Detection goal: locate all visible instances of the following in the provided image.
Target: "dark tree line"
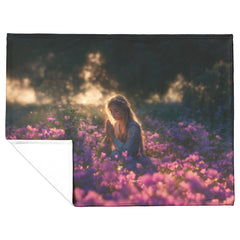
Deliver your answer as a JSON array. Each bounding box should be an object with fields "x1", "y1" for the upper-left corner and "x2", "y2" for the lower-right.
[{"x1": 7, "y1": 34, "x2": 232, "y2": 101}]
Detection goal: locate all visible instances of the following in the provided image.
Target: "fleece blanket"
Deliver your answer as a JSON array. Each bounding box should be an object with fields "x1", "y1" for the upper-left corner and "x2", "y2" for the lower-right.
[{"x1": 6, "y1": 34, "x2": 234, "y2": 206}]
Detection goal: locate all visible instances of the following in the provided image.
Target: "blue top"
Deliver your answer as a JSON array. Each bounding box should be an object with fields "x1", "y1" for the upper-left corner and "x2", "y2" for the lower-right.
[{"x1": 111, "y1": 120, "x2": 142, "y2": 158}]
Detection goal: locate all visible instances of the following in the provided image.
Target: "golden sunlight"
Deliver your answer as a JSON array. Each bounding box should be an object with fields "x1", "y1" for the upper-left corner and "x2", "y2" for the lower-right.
[
  {"x1": 88, "y1": 52, "x2": 104, "y2": 65},
  {"x1": 73, "y1": 83, "x2": 104, "y2": 105},
  {"x1": 72, "y1": 82, "x2": 116, "y2": 106},
  {"x1": 73, "y1": 52, "x2": 117, "y2": 106},
  {"x1": 146, "y1": 93, "x2": 161, "y2": 104},
  {"x1": 146, "y1": 74, "x2": 185, "y2": 104},
  {"x1": 78, "y1": 69, "x2": 92, "y2": 81},
  {"x1": 163, "y1": 74, "x2": 184, "y2": 103},
  {"x1": 6, "y1": 78, "x2": 37, "y2": 105},
  {"x1": 6, "y1": 78, "x2": 53, "y2": 106}
]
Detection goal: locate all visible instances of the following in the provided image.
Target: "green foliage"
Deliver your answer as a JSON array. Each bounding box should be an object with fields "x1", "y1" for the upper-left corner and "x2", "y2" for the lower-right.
[
  {"x1": 181, "y1": 61, "x2": 233, "y2": 133},
  {"x1": 7, "y1": 35, "x2": 233, "y2": 101}
]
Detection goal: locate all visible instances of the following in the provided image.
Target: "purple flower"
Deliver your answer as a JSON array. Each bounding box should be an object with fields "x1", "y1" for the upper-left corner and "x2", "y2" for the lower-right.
[
  {"x1": 178, "y1": 122, "x2": 184, "y2": 127},
  {"x1": 139, "y1": 174, "x2": 153, "y2": 186},
  {"x1": 206, "y1": 168, "x2": 219, "y2": 179},
  {"x1": 185, "y1": 171, "x2": 205, "y2": 193},
  {"x1": 47, "y1": 117, "x2": 55, "y2": 122},
  {"x1": 101, "y1": 161, "x2": 116, "y2": 172},
  {"x1": 152, "y1": 172, "x2": 164, "y2": 182},
  {"x1": 226, "y1": 174, "x2": 234, "y2": 188},
  {"x1": 6, "y1": 107, "x2": 234, "y2": 206},
  {"x1": 83, "y1": 190, "x2": 103, "y2": 205},
  {"x1": 78, "y1": 130, "x2": 87, "y2": 138},
  {"x1": 175, "y1": 169, "x2": 184, "y2": 177},
  {"x1": 179, "y1": 181, "x2": 190, "y2": 191}
]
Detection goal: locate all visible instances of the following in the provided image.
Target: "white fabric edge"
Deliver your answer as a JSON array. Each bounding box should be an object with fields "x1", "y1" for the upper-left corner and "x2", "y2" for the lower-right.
[{"x1": 8, "y1": 140, "x2": 73, "y2": 205}]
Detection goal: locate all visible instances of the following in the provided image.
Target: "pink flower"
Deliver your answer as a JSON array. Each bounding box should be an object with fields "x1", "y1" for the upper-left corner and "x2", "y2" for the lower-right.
[
  {"x1": 178, "y1": 122, "x2": 184, "y2": 127},
  {"x1": 74, "y1": 188, "x2": 85, "y2": 201},
  {"x1": 152, "y1": 172, "x2": 164, "y2": 182},
  {"x1": 179, "y1": 181, "x2": 190, "y2": 190},
  {"x1": 83, "y1": 191, "x2": 103, "y2": 205},
  {"x1": 149, "y1": 133, "x2": 159, "y2": 140},
  {"x1": 176, "y1": 169, "x2": 184, "y2": 177},
  {"x1": 189, "y1": 154, "x2": 199, "y2": 162},
  {"x1": 136, "y1": 163, "x2": 143, "y2": 169},
  {"x1": 47, "y1": 117, "x2": 55, "y2": 122},
  {"x1": 225, "y1": 195, "x2": 235, "y2": 205},
  {"x1": 122, "y1": 151, "x2": 128, "y2": 158},
  {"x1": 226, "y1": 174, "x2": 234, "y2": 187},
  {"x1": 126, "y1": 171, "x2": 136, "y2": 180},
  {"x1": 55, "y1": 121, "x2": 59, "y2": 125},
  {"x1": 139, "y1": 174, "x2": 153, "y2": 186},
  {"x1": 185, "y1": 171, "x2": 205, "y2": 193},
  {"x1": 64, "y1": 116, "x2": 70, "y2": 120},
  {"x1": 101, "y1": 152, "x2": 106, "y2": 158},
  {"x1": 211, "y1": 199, "x2": 220, "y2": 205},
  {"x1": 206, "y1": 168, "x2": 219, "y2": 179},
  {"x1": 26, "y1": 125, "x2": 38, "y2": 132},
  {"x1": 216, "y1": 135, "x2": 222, "y2": 140}
]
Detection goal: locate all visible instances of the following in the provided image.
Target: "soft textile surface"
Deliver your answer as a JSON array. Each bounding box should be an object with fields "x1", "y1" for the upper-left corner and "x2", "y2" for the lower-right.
[{"x1": 6, "y1": 34, "x2": 234, "y2": 206}]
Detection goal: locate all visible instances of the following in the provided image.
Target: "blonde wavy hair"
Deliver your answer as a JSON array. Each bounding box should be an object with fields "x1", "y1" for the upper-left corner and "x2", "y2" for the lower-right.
[{"x1": 105, "y1": 95, "x2": 144, "y2": 154}]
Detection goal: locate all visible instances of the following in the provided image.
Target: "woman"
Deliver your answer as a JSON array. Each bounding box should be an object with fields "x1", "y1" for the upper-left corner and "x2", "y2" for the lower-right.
[{"x1": 104, "y1": 95, "x2": 145, "y2": 160}]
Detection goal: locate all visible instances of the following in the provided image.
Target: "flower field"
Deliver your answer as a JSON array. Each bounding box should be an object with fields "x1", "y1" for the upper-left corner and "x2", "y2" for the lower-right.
[{"x1": 6, "y1": 104, "x2": 234, "y2": 206}]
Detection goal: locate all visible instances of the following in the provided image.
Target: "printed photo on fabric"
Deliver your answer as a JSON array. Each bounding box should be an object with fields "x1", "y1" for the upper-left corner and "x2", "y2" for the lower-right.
[{"x1": 6, "y1": 34, "x2": 234, "y2": 206}]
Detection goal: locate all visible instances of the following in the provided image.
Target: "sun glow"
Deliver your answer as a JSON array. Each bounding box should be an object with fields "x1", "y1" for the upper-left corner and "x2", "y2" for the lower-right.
[
  {"x1": 6, "y1": 78, "x2": 37, "y2": 105},
  {"x1": 73, "y1": 52, "x2": 117, "y2": 106},
  {"x1": 146, "y1": 74, "x2": 185, "y2": 104},
  {"x1": 163, "y1": 74, "x2": 184, "y2": 103},
  {"x1": 6, "y1": 78, "x2": 52, "y2": 106}
]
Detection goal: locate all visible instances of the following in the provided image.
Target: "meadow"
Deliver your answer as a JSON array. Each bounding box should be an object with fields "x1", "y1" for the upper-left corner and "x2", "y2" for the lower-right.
[{"x1": 6, "y1": 101, "x2": 234, "y2": 206}]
